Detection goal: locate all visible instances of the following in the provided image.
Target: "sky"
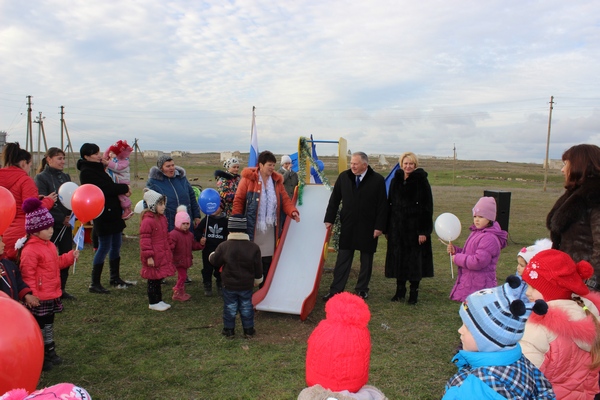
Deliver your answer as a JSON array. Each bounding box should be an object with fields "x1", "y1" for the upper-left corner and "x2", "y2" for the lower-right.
[{"x1": 1, "y1": 0, "x2": 600, "y2": 163}]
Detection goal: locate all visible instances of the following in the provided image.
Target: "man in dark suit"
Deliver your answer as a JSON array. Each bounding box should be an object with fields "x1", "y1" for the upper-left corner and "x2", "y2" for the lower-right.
[{"x1": 323, "y1": 152, "x2": 388, "y2": 300}]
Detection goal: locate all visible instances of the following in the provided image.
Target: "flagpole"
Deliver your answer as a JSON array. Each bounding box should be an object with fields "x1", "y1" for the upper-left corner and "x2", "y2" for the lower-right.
[{"x1": 248, "y1": 106, "x2": 259, "y2": 167}]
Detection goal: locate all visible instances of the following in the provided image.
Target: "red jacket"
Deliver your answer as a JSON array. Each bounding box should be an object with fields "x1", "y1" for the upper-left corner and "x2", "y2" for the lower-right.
[
  {"x1": 139, "y1": 212, "x2": 176, "y2": 280},
  {"x1": 19, "y1": 236, "x2": 75, "y2": 301},
  {"x1": 0, "y1": 166, "x2": 54, "y2": 260},
  {"x1": 169, "y1": 228, "x2": 204, "y2": 269}
]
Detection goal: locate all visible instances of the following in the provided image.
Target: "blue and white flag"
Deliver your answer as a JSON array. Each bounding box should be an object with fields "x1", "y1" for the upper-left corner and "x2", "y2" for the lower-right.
[
  {"x1": 73, "y1": 225, "x2": 85, "y2": 250},
  {"x1": 69, "y1": 213, "x2": 76, "y2": 229},
  {"x1": 385, "y1": 162, "x2": 400, "y2": 196},
  {"x1": 248, "y1": 107, "x2": 259, "y2": 167}
]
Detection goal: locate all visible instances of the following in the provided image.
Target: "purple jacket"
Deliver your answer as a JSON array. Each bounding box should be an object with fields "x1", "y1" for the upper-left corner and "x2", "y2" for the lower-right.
[{"x1": 449, "y1": 221, "x2": 508, "y2": 302}]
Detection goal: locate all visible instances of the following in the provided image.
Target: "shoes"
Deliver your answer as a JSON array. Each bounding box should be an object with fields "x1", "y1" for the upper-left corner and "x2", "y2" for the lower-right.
[
  {"x1": 46, "y1": 348, "x2": 63, "y2": 365},
  {"x1": 42, "y1": 358, "x2": 53, "y2": 371},
  {"x1": 110, "y1": 278, "x2": 135, "y2": 289},
  {"x1": 185, "y1": 277, "x2": 192, "y2": 284},
  {"x1": 204, "y1": 289, "x2": 213, "y2": 297},
  {"x1": 122, "y1": 207, "x2": 134, "y2": 220},
  {"x1": 89, "y1": 284, "x2": 110, "y2": 294},
  {"x1": 60, "y1": 292, "x2": 76, "y2": 300},
  {"x1": 221, "y1": 328, "x2": 235, "y2": 338},
  {"x1": 356, "y1": 291, "x2": 369, "y2": 300},
  {"x1": 149, "y1": 301, "x2": 171, "y2": 311},
  {"x1": 322, "y1": 292, "x2": 337, "y2": 302},
  {"x1": 243, "y1": 327, "x2": 256, "y2": 338},
  {"x1": 172, "y1": 289, "x2": 191, "y2": 302}
]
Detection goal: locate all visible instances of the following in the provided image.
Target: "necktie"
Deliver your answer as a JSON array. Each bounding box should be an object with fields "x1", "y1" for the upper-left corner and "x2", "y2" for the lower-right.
[{"x1": 356, "y1": 175, "x2": 361, "y2": 188}]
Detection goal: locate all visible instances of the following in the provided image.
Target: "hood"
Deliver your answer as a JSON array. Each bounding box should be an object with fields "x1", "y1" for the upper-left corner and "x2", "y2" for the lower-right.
[
  {"x1": 148, "y1": 165, "x2": 186, "y2": 181},
  {"x1": 470, "y1": 221, "x2": 508, "y2": 247},
  {"x1": 0, "y1": 166, "x2": 27, "y2": 190},
  {"x1": 240, "y1": 167, "x2": 283, "y2": 184}
]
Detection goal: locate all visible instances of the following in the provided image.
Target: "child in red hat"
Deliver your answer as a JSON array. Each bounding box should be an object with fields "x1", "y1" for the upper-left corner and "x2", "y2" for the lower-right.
[
  {"x1": 520, "y1": 249, "x2": 600, "y2": 399},
  {"x1": 104, "y1": 140, "x2": 133, "y2": 219}
]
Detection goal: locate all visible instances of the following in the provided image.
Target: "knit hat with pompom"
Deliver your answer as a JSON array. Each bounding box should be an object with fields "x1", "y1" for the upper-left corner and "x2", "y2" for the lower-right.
[
  {"x1": 174, "y1": 205, "x2": 190, "y2": 229},
  {"x1": 517, "y1": 238, "x2": 553, "y2": 265},
  {"x1": 305, "y1": 292, "x2": 371, "y2": 393},
  {"x1": 22, "y1": 197, "x2": 54, "y2": 234}
]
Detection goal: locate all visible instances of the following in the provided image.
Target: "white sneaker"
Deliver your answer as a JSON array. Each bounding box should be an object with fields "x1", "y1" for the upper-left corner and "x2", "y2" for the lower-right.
[{"x1": 149, "y1": 302, "x2": 170, "y2": 311}]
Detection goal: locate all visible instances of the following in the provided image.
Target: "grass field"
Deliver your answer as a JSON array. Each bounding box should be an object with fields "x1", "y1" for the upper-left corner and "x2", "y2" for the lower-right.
[{"x1": 34, "y1": 154, "x2": 565, "y2": 399}]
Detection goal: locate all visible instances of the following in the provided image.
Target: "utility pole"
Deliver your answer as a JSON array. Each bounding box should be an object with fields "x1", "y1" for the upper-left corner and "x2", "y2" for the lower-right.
[
  {"x1": 452, "y1": 143, "x2": 456, "y2": 186},
  {"x1": 60, "y1": 106, "x2": 65, "y2": 151},
  {"x1": 543, "y1": 96, "x2": 554, "y2": 192},
  {"x1": 33, "y1": 112, "x2": 48, "y2": 170},
  {"x1": 25, "y1": 96, "x2": 33, "y2": 154}
]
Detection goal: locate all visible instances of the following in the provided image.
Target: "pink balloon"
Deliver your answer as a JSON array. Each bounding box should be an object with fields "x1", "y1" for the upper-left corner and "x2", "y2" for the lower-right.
[
  {"x1": 0, "y1": 187, "x2": 16, "y2": 235},
  {"x1": 71, "y1": 184, "x2": 105, "y2": 223}
]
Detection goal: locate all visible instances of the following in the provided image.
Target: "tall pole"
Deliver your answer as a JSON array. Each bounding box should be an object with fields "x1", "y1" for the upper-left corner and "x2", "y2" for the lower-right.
[
  {"x1": 543, "y1": 96, "x2": 554, "y2": 192},
  {"x1": 60, "y1": 106, "x2": 65, "y2": 151},
  {"x1": 452, "y1": 143, "x2": 456, "y2": 186},
  {"x1": 26, "y1": 96, "x2": 33, "y2": 153}
]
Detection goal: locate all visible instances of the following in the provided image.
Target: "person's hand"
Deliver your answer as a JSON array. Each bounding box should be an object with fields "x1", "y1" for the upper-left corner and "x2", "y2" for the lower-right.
[
  {"x1": 63, "y1": 216, "x2": 71, "y2": 226},
  {"x1": 291, "y1": 211, "x2": 300, "y2": 222},
  {"x1": 24, "y1": 294, "x2": 40, "y2": 308},
  {"x1": 373, "y1": 230, "x2": 382, "y2": 238},
  {"x1": 148, "y1": 257, "x2": 155, "y2": 267},
  {"x1": 447, "y1": 244, "x2": 455, "y2": 255},
  {"x1": 101, "y1": 158, "x2": 109, "y2": 167},
  {"x1": 418, "y1": 235, "x2": 427, "y2": 245},
  {"x1": 200, "y1": 237, "x2": 206, "y2": 246},
  {"x1": 45, "y1": 192, "x2": 58, "y2": 204},
  {"x1": 73, "y1": 250, "x2": 80, "y2": 259},
  {"x1": 125, "y1": 186, "x2": 132, "y2": 197},
  {"x1": 194, "y1": 218, "x2": 201, "y2": 228},
  {"x1": 324, "y1": 222, "x2": 332, "y2": 229}
]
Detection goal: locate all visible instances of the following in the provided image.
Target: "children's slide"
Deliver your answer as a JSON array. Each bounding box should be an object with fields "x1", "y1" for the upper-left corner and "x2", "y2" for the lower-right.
[{"x1": 252, "y1": 184, "x2": 332, "y2": 320}]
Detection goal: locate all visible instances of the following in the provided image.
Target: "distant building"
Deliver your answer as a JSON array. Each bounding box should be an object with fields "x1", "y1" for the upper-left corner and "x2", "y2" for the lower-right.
[
  {"x1": 220, "y1": 151, "x2": 232, "y2": 162},
  {"x1": 378, "y1": 154, "x2": 389, "y2": 168},
  {"x1": 171, "y1": 151, "x2": 184, "y2": 157},
  {"x1": 143, "y1": 150, "x2": 164, "y2": 158},
  {"x1": 544, "y1": 159, "x2": 562, "y2": 169}
]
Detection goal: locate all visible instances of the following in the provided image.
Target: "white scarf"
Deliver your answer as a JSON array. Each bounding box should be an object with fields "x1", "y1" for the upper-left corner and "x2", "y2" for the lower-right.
[{"x1": 257, "y1": 173, "x2": 277, "y2": 233}]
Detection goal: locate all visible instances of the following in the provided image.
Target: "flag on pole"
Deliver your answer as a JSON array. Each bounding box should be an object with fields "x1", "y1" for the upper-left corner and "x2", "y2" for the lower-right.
[
  {"x1": 68, "y1": 213, "x2": 76, "y2": 229},
  {"x1": 73, "y1": 225, "x2": 85, "y2": 250},
  {"x1": 384, "y1": 162, "x2": 400, "y2": 196},
  {"x1": 248, "y1": 107, "x2": 259, "y2": 167}
]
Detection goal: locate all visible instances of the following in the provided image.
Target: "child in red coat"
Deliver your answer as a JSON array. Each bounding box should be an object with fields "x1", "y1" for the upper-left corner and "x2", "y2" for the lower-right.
[
  {"x1": 140, "y1": 189, "x2": 176, "y2": 311},
  {"x1": 18, "y1": 198, "x2": 78, "y2": 371},
  {"x1": 169, "y1": 205, "x2": 204, "y2": 301}
]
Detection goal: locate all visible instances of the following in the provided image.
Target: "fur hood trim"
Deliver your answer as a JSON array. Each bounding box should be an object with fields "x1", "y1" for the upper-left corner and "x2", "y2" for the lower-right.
[
  {"x1": 148, "y1": 165, "x2": 187, "y2": 181},
  {"x1": 214, "y1": 169, "x2": 239, "y2": 180},
  {"x1": 549, "y1": 177, "x2": 600, "y2": 234}
]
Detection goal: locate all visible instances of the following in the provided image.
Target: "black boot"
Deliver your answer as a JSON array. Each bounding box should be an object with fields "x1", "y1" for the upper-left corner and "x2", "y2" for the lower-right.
[
  {"x1": 243, "y1": 327, "x2": 256, "y2": 338},
  {"x1": 391, "y1": 280, "x2": 407, "y2": 302},
  {"x1": 109, "y1": 257, "x2": 133, "y2": 288},
  {"x1": 407, "y1": 280, "x2": 419, "y2": 305},
  {"x1": 89, "y1": 263, "x2": 110, "y2": 294},
  {"x1": 204, "y1": 283, "x2": 213, "y2": 297},
  {"x1": 45, "y1": 342, "x2": 63, "y2": 366},
  {"x1": 60, "y1": 267, "x2": 76, "y2": 300},
  {"x1": 221, "y1": 328, "x2": 235, "y2": 338}
]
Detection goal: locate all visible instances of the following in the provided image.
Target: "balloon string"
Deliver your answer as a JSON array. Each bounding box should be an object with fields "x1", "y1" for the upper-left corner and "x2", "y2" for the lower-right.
[{"x1": 438, "y1": 238, "x2": 449, "y2": 245}]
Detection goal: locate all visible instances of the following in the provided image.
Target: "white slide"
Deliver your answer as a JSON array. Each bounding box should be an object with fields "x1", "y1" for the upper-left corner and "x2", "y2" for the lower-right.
[{"x1": 253, "y1": 184, "x2": 331, "y2": 320}]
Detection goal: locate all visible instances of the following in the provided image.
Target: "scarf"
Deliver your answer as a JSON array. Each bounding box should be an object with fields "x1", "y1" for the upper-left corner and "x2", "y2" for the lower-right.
[{"x1": 257, "y1": 173, "x2": 278, "y2": 233}]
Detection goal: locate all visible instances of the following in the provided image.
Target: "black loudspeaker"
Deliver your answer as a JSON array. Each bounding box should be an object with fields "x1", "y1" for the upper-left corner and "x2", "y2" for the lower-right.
[{"x1": 483, "y1": 190, "x2": 511, "y2": 232}]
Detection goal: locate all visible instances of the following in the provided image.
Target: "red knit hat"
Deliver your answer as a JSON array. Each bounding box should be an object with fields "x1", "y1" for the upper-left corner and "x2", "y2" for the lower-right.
[
  {"x1": 22, "y1": 197, "x2": 54, "y2": 234},
  {"x1": 522, "y1": 249, "x2": 593, "y2": 301},
  {"x1": 305, "y1": 292, "x2": 371, "y2": 393}
]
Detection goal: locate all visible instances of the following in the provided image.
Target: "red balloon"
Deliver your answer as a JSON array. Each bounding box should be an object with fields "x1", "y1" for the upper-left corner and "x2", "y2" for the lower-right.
[
  {"x1": 0, "y1": 296, "x2": 44, "y2": 393},
  {"x1": 71, "y1": 184, "x2": 105, "y2": 223},
  {"x1": 0, "y1": 187, "x2": 16, "y2": 235}
]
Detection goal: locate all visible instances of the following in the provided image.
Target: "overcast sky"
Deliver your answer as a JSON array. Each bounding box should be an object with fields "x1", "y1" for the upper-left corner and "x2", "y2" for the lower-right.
[{"x1": 1, "y1": 1, "x2": 599, "y2": 163}]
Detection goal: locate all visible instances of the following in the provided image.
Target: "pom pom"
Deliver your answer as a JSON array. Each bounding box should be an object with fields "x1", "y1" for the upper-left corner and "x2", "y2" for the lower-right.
[
  {"x1": 2, "y1": 388, "x2": 29, "y2": 400},
  {"x1": 324, "y1": 292, "x2": 370, "y2": 327},
  {"x1": 506, "y1": 274, "x2": 521, "y2": 289},
  {"x1": 576, "y1": 260, "x2": 594, "y2": 280},
  {"x1": 509, "y1": 299, "x2": 526, "y2": 317},
  {"x1": 22, "y1": 197, "x2": 42, "y2": 213},
  {"x1": 176, "y1": 205, "x2": 187, "y2": 213},
  {"x1": 532, "y1": 299, "x2": 548, "y2": 316}
]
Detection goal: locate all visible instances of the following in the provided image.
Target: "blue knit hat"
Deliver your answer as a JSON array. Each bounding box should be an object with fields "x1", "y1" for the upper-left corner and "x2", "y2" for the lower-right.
[{"x1": 459, "y1": 276, "x2": 547, "y2": 352}]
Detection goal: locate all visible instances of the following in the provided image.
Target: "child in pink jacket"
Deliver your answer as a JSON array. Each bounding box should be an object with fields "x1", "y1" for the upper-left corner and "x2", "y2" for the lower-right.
[
  {"x1": 18, "y1": 198, "x2": 78, "y2": 371},
  {"x1": 104, "y1": 139, "x2": 133, "y2": 219},
  {"x1": 169, "y1": 205, "x2": 204, "y2": 301}
]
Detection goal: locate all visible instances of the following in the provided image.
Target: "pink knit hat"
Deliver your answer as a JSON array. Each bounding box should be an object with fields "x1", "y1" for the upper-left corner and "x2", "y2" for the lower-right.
[
  {"x1": 1, "y1": 383, "x2": 91, "y2": 399},
  {"x1": 22, "y1": 198, "x2": 54, "y2": 234},
  {"x1": 472, "y1": 196, "x2": 496, "y2": 221},
  {"x1": 305, "y1": 292, "x2": 371, "y2": 393},
  {"x1": 174, "y1": 205, "x2": 190, "y2": 229}
]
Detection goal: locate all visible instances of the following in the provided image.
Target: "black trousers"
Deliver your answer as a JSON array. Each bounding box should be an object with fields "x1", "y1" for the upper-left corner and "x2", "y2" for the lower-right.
[
  {"x1": 329, "y1": 249, "x2": 374, "y2": 294},
  {"x1": 147, "y1": 279, "x2": 163, "y2": 305}
]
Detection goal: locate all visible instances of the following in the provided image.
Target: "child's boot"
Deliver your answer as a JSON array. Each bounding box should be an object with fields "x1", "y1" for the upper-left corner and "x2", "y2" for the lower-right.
[
  {"x1": 172, "y1": 288, "x2": 188, "y2": 302},
  {"x1": 45, "y1": 342, "x2": 63, "y2": 366},
  {"x1": 204, "y1": 284, "x2": 213, "y2": 297},
  {"x1": 180, "y1": 287, "x2": 191, "y2": 301},
  {"x1": 243, "y1": 327, "x2": 256, "y2": 339},
  {"x1": 122, "y1": 206, "x2": 134, "y2": 220},
  {"x1": 221, "y1": 327, "x2": 235, "y2": 338}
]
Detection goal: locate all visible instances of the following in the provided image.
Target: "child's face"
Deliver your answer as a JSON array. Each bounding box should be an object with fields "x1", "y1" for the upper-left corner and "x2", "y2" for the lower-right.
[
  {"x1": 156, "y1": 202, "x2": 166, "y2": 215},
  {"x1": 525, "y1": 285, "x2": 544, "y2": 302},
  {"x1": 35, "y1": 227, "x2": 54, "y2": 241},
  {"x1": 180, "y1": 222, "x2": 190, "y2": 231},
  {"x1": 473, "y1": 215, "x2": 490, "y2": 230},
  {"x1": 458, "y1": 324, "x2": 478, "y2": 352},
  {"x1": 0, "y1": 236, "x2": 4, "y2": 255},
  {"x1": 212, "y1": 206, "x2": 223, "y2": 216},
  {"x1": 517, "y1": 256, "x2": 527, "y2": 276}
]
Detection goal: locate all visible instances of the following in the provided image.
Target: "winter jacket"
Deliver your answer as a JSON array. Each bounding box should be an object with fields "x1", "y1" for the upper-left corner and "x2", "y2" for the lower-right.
[
  {"x1": 139, "y1": 212, "x2": 176, "y2": 280},
  {"x1": 443, "y1": 345, "x2": 555, "y2": 399},
  {"x1": 35, "y1": 165, "x2": 72, "y2": 230},
  {"x1": 278, "y1": 167, "x2": 299, "y2": 200},
  {"x1": 19, "y1": 236, "x2": 75, "y2": 301},
  {"x1": 449, "y1": 222, "x2": 508, "y2": 302},
  {"x1": 147, "y1": 166, "x2": 201, "y2": 233},
  {"x1": 324, "y1": 166, "x2": 388, "y2": 253},
  {"x1": 520, "y1": 293, "x2": 600, "y2": 399},
  {"x1": 0, "y1": 166, "x2": 54, "y2": 260},
  {"x1": 547, "y1": 177, "x2": 600, "y2": 289},
  {"x1": 198, "y1": 213, "x2": 228, "y2": 253},
  {"x1": 209, "y1": 232, "x2": 262, "y2": 291},
  {"x1": 232, "y1": 167, "x2": 298, "y2": 241},
  {"x1": 215, "y1": 170, "x2": 240, "y2": 217},
  {"x1": 0, "y1": 258, "x2": 32, "y2": 301},
  {"x1": 77, "y1": 159, "x2": 129, "y2": 236},
  {"x1": 169, "y1": 227, "x2": 204, "y2": 269},
  {"x1": 384, "y1": 168, "x2": 434, "y2": 281},
  {"x1": 105, "y1": 152, "x2": 131, "y2": 184}
]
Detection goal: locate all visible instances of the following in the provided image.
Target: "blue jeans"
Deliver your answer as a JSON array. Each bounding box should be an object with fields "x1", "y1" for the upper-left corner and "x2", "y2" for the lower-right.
[
  {"x1": 222, "y1": 288, "x2": 254, "y2": 329},
  {"x1": 93, "y1": 232, "x2": 122, "y2": 265}
]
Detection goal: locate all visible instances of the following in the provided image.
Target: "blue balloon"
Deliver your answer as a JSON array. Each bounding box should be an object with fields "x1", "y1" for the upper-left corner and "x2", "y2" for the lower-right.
[{"x1": 199, "y1": 188, "x2": 220, "y2": 214}]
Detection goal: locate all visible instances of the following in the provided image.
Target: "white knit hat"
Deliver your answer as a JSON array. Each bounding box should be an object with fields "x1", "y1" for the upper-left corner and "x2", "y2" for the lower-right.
[
  {"x1": 517, "y1": 238, "x2": 552, "y2": 264},
  {"x1": 281, "y1": 155, "x2": 292, "y2": 165},
  {"x1": 143, "y1": 189, "x2": 165, "y2": 213}
]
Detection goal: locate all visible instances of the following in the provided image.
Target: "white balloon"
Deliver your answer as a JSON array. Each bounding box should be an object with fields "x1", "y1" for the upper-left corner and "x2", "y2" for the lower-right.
[
  {"x1": 434, "y1": 213, "x2": 462, "y2": 241},
  {"x1": 134, "y1": 200, "x2": 145, "y2": 214},
  {"x1": 58, "y1": 182, "x2": 79, "y2": 210}
]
